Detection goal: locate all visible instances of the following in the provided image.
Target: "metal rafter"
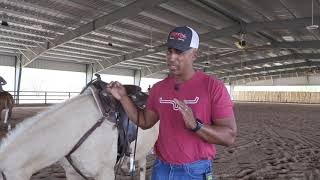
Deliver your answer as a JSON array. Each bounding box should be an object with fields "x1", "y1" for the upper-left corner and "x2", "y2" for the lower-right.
[
  {"x1": 19, "y1": 0, "x2": 169, "y2": 67},
  {"x1": 93, "y1": 44, "x2": 167, "y2": 73},
  {"x1": 61, "y1": 44, "x2": 118, "y2": 57},
  {"x1": 0, "y1": 25, "x2": 56, "y2": 39},
  {"x1": 229, "y1": 67, "x2": 320, "y2": 82},
  {"x1": 4, "y1": 0, "x2": 83, "y2": 22},
  {"x1": 0, "y1": 4, "x2": 78, "y2": 27},
  {"x1": 219, "y1": 61, "x2": 320, "y2": 78},
  {"x1": 0, "y1": 31, "x2": 47, "y2": 44},
  {"x1": 139, "y1": 17, "x2": 320, "y2": 77},
  {"x1": 1, "y1": 15, "x2": 66, "y2": 34},
  {"x1": 207, "y1": 53, "x2": 320, "y2": 72}
]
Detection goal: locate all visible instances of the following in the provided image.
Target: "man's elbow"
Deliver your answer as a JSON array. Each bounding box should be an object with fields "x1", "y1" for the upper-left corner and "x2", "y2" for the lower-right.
[
  {"x1": 140, "y1": 125, "x2": 150, "y2": 130},
  {"x1": 224, "y1": 129, "x2": 237, "y2": 147},
  {"x1": 139, "y1": 123, "x2": 153, "y2": 130}
]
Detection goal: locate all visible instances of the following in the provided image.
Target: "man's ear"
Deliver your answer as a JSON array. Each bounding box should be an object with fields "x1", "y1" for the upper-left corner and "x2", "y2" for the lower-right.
[{"x1": 191, "y1": 49, "x2": 198, "y2": 61}]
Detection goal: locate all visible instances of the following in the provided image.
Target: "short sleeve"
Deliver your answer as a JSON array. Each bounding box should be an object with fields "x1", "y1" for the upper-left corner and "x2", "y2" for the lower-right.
[
  {"x1": 146, "y1": 85, "x2": 158, "y2": 113},
  {"x1": 211, "y1": 80, "x2": 234, "y2": 120}
]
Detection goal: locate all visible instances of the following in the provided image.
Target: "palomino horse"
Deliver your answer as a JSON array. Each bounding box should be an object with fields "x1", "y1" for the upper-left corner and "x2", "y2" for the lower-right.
[
  {"x1": 0, "y1": 91, "x2": 14, "y2": 129},
  {"x1": 0, "y1": 83, "x2": 159, "y2": 180}
]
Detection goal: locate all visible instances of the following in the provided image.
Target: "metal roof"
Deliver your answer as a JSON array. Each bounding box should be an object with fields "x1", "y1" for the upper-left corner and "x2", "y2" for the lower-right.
[{"x1": 0, "y1": 0, "x2": 320, "y2": 83}]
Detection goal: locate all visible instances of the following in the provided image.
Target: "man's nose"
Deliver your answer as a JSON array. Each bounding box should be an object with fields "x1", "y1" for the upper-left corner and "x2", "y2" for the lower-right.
[{"x1": 167, "y1": 53, "x2": 178, "y2": 61}]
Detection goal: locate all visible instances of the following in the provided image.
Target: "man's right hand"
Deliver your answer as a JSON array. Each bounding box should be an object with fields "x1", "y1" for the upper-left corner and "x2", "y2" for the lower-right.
[{"x1": 106, "y1": 81, "x2": 127, "y2": 101}]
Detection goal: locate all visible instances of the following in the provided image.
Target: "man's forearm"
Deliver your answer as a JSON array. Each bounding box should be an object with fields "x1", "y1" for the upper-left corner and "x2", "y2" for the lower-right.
[
  {"x1": 119, "y1": 96, "x2": 149, "y2": 129},
  {"x1": 196, "y1": 125, "x2": 236, "y2": 146}
]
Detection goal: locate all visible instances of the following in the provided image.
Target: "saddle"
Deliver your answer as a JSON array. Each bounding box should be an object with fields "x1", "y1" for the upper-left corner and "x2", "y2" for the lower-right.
[{"x1": 88, "y1": 77, "x2": 148, "y2": 160}]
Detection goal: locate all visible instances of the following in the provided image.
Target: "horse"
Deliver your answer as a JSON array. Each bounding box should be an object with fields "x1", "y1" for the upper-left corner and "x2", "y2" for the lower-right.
[
  {"x1": 0, "y1": 82, "x2": 159, "y2": 180},
  {"x1": 0, "y1": 91, "x2": 14, "y2": 130}
]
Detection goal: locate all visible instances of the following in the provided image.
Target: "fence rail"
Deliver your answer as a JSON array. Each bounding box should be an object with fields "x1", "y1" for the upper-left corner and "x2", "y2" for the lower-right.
[
  {"x1": 8, "y1": 91, "x2": 80, "y2": 104},
  {"x1": 233, "y1": 91, "x2": 320, "y2": 104}
]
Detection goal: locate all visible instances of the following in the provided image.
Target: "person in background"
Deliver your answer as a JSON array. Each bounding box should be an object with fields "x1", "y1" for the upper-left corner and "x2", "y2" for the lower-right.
[
  {"x1": 147, "y1": 85, "x2": 151, "y2": 93},
  {"x1": 107, "y1": 26, "x2": 237, "y2": 180},
  {"x1": 0, "y1": 76, "x2": 7, "y2": 92}
]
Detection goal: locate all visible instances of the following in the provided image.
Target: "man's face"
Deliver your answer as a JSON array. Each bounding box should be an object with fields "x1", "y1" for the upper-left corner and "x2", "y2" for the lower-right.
[{"x1": 166, "y1": 48, "x2": 196, "y2": 76}]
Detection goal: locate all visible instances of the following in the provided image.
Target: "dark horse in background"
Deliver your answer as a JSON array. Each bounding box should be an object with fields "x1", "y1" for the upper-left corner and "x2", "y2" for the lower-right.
[
  {"x1": 0, "y1": 91, "x2": 14, "y2": 124},
  {"x1": 0, "y1": 91, "x2": 14, "y2": 119},
  {"x1": 0, "y1": 76, "x2": 14, "y2": 126}
]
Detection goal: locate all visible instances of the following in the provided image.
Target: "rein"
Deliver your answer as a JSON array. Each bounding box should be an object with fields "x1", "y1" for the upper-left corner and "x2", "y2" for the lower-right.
[
  {"x1": 65, "y1": 115, "x2": 107, "y2": 180},
  {"x1": 65, "y1": 74, "x2": 110, "y2": 180},
  {"x1": 1, "y1": 172, "x2": 6, "y2": 180},
  {"x1": 131, "y1": 110, "x2": 140, "y2": 179}
]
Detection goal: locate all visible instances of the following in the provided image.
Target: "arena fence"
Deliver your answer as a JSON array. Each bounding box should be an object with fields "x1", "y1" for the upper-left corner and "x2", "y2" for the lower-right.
[
  {"x1": 233, "y1": 91, "x2": 320, "y2": 104},
  {"x1": 8, "y1": 91, "x2": 79, "y2": 104}
]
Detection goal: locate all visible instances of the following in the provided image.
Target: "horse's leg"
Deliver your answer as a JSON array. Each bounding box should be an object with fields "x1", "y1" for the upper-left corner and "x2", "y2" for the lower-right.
[
  {"x1": 7, "y1": 95, "x2": 13, "y2": 131},
  {"x1": 96, "y1": 167, "x2": 115, "y2": 180},
  {"x1": 138, "y1": 158, "x2": 147, "y2": 180}
]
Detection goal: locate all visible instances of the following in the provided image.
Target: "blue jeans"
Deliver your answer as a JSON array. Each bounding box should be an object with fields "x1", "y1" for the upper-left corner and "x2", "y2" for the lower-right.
[{"x1": 151, "y1": 158, "x2": 214, "y2": 180}]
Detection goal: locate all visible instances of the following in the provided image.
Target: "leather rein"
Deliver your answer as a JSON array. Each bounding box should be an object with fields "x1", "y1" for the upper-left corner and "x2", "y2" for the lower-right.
[
  {"x1": 1, "y1": 172, "x2": 6, "y2": 180},
  {"x1": 65, "y1": 75, "x2": 113, "y2": 180}
]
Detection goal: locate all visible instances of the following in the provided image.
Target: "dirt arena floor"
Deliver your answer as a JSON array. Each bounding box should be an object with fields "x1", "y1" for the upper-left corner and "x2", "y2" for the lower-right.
[{"x1": 0, "y1": 102, "x2": 319, "y2": 180}]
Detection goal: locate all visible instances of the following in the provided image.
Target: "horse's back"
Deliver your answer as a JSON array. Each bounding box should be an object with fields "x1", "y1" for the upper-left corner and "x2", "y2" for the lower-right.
[
  {"x1": 0, "y1": 91, "x2": 13, "y2": 105},
  {"x1": 0, "y1": 91, "x2": 14, "y2": 121}
]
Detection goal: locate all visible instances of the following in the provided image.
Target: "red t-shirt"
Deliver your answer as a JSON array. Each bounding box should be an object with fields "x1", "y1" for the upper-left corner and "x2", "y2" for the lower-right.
[{"x1": 147, "y1": 71, "x2": 234, "y2": 164}]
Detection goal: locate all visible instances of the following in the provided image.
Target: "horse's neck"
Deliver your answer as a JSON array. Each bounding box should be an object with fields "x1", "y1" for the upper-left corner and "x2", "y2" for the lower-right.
[{"x1": 0, "y1": 94, "x2": 102, "y2": 166}]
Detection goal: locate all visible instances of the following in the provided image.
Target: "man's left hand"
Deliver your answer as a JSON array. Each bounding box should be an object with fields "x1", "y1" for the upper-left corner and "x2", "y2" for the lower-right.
[{"x1": 174, "y1": 98, "x2": 197, "y2": 130}]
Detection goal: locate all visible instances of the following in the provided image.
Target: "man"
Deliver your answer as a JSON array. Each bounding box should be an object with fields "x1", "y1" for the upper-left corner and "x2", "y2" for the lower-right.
[{"x1": 107, "y1": 26, "x2": 237, "y2": 180}]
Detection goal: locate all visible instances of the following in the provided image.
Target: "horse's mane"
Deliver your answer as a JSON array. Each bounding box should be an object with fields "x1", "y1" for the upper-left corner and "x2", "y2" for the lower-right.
[{"x1": 0, "y1": 93, "x2": 87, "y2": 154}]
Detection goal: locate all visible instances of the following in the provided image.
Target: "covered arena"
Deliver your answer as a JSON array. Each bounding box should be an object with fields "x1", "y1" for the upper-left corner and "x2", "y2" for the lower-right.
[{"x1": 0, "y1": 0, "x2": 320, "y2": 179}]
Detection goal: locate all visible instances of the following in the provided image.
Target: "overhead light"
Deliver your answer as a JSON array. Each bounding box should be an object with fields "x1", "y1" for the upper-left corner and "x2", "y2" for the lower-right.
[
  {"x1": 306, "y1": 24, "x2": 319, "y2": 30},
  {"x1": 1, "y1": 21, "x2": 9, "y2": 26},
  {"x1": 147, "y1": 48, "x2": 155, "y2": 52},
  {"x1": 274, "y1": 62, "x2": 282, "y2": 66},
  {"x1": 282, "y1": 36, "x2": 295, "y2": 41},
  {"x1": 267, "y1": 52, "x2": 277, "y2": 57},
  {"x1": 306, "y1": 0, "x2": 319, "y2": 30},
  {"x1": 31, "y1": 24, "x2": 43, "y2": 29},
  {"x1": 235, "y1": 40, "x2": 246, "y2": 49},
  {"x1": 235, "y1": 33, "x2": 246, "y2": 49}
]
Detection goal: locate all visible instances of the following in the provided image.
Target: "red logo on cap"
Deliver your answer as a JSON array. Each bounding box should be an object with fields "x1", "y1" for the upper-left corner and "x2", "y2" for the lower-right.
[{"x1": 169, "y1": 32, "x2": 187, "y2": 41}]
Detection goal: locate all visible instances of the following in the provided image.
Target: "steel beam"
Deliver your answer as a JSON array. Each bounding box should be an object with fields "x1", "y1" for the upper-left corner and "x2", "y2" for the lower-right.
[
  {"x1": 20, "y1": 0, "x2": 168, "y2": 67},
  {"x1": 219, "y1": 61, "x2": 320, "y2": 78},
  {"x1": 229, "y1": 67, "x2": 320, "y2": 82},
  {"x1": 208, "y1": 53, "x2": 320, "y2": 72},
  {"x1": 139, "y1": 17, "x2": 320, "y2": 76}
]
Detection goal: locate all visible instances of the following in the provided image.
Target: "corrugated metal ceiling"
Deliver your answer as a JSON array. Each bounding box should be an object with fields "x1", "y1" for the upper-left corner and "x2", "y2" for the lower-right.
[{"x1": 0, "y1": 0, "x2": 319, "y2": 82}]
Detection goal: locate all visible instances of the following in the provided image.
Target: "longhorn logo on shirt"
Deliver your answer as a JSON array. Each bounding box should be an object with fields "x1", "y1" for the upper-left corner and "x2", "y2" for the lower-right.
[{"x1": 159, "y1": 97, "x2": 199, "y2": 110}]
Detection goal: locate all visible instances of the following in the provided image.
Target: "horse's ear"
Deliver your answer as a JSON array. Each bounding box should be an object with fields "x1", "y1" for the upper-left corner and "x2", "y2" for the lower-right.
[{"x1": 94, "y1": 73, "x2": 101, "y2": 80}]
